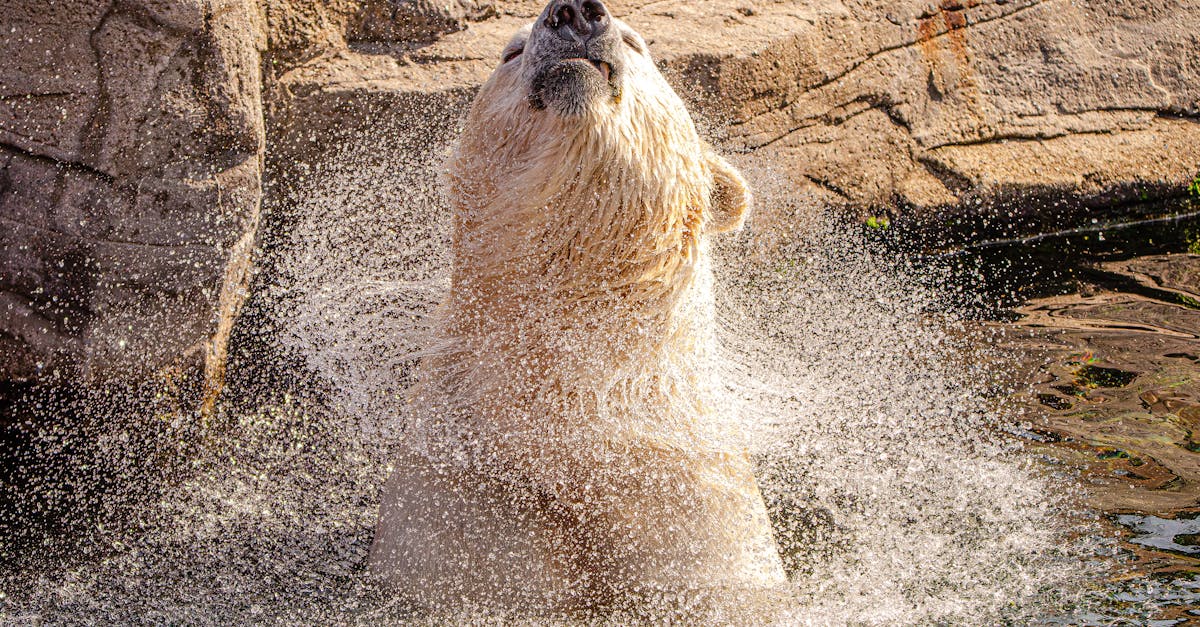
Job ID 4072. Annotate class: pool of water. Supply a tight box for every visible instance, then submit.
[898,206,1200,321]
[2,136,1197,623]
[907,208,1200,623]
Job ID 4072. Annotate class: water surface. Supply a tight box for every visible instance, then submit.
[918,208,1200,623]
[1,136,1196,622]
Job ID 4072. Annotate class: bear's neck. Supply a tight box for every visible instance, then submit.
[447,95,711,340]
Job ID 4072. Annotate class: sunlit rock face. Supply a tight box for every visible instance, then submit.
[0,0,263,392]
[5,0,1199,400]
[367,2,786,617]
[266,0,1200,238]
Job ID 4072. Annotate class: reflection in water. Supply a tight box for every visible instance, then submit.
[929,210,1200,623]
[1117,514,1200,556]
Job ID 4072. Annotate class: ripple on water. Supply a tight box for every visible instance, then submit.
[1116,513,1200,557]
[939,211,1200,623]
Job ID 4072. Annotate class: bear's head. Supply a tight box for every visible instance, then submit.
[447,0,751,309]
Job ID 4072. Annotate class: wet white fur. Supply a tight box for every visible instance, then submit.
[369,17,783,616]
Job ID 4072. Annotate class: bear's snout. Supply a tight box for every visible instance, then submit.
[544,0,611,46]
[526,0,624,117]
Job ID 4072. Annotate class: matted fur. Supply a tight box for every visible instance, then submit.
[369,12,783,617]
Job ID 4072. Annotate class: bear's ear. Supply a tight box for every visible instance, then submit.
[705,150,752,234]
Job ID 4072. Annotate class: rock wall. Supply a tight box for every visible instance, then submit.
[1,0,264,403]
[718,0,1200,225]
[2,0,1198,395]
[266,0,1200,231]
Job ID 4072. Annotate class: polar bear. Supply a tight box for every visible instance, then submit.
[369,0,785,617]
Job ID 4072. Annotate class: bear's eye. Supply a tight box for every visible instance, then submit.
[502,47,524,64]
[621,31,644,55]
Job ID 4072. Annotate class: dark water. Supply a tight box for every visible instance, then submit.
[910,206,1200,321]
[898,204,1200,624]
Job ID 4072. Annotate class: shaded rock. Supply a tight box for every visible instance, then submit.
[0,0,265,406]
[262,12,506,227]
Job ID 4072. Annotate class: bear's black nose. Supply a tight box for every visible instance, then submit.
[545,0,610,44]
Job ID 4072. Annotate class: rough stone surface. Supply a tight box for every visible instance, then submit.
[4,0,1200,392]
[266,0,1200,231]
[262,0,498,68]
[0,0,265,393]
[719,0,1200,218]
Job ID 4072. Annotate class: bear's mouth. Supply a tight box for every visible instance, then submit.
[562,57,612,81]
[528,54,622,115]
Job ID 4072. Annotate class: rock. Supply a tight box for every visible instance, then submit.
[348,0,498,44]
[262,0,499,69]
[265,0,1200,235]
[4,0,1199,399]
[718,0,1200,223]
[0,0,265,408]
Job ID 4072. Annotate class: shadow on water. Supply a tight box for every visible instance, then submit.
[0,375,208,571]
[896,205,1200,321]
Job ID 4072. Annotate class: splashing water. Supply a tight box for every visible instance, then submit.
[0,118,1097,624]
[712,169,1092,623]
